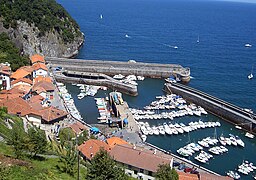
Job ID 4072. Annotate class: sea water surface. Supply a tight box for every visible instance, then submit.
[58,0,256,178]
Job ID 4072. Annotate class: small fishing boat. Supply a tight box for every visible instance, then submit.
[245,132,254,139]
[100,14,103,19]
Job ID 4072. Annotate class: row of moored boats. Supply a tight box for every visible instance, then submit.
[57,82,83,120]
[113,74,145,86]
[227,160,256,179]
[95,98,110,123]
[74,83,107,99]
[137,120,220,136]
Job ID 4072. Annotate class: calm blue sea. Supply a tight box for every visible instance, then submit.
[58,0,256,178]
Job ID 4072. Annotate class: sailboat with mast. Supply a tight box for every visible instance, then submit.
[248,65,254,80]
[197,35,200,43]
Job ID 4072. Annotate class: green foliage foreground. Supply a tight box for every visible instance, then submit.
[87,148,129,180]
[155,164,179,180]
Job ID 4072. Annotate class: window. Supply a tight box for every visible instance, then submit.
[134,170,138,175]
[140,169,144,173]
[148,171,152,176]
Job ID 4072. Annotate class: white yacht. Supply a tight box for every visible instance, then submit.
[245,43,252,48]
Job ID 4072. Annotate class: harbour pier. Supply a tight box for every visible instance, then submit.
[45,57,190,82]
[165,82,256,133]
[54,70,138,96]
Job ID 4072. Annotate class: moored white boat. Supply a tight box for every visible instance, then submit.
[245,132,254,139]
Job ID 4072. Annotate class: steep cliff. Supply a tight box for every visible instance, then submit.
[0,0,84,58]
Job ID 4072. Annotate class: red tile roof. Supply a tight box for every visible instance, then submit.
[33,86,47,94]
[34,76,52,83]
[0,85,30,98]
[27,95,45,110]
[10,69,31,79]
[107,137,128,148]
[11,85,31,95]
[0,97,40,116]
[18,66,34,73]
[32,81,55,92]
[178,172,199,180]
[11,78,33,86]
[38,106,68,123]
[0,93,22,100]
[199,173,233,180]
[69,122,88,134]
[32,63,48,71]
[78,139,111,160]
[30,54,45,64]
[109,144,172,172]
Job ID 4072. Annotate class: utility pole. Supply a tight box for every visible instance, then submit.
[76,134,80,180]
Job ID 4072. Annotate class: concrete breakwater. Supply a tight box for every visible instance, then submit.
[165,83,256,133]
[45,57,190,82]
[54,71,138,96]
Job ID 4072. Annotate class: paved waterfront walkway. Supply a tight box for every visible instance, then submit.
[114,129,142,145]
[116,102,140,133]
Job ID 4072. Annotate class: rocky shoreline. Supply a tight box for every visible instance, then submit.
[0,21,84,58]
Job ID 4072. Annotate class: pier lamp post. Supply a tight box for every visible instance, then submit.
[76,133,80,180]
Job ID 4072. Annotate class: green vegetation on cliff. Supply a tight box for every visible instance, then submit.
[0,0,81,43]
[0,33,29,71]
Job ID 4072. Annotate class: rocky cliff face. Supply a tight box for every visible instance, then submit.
[0,21,84,58]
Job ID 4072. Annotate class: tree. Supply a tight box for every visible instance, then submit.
[57,143,77,176]
[28,127,48,157]
[0,33,29,71]
[155,164,178,180]
[58,127,75,145]
[77,130,89,146]
[6,121,28,159]
[0,164,11,180]
[86,148,128,180]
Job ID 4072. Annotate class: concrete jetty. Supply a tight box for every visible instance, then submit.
[45,57,190,82]
[165,82,256,133]
[54,70,138,96]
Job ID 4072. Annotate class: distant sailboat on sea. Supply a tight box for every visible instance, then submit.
[248,65,254,80]
[100,14,103,19]
[197,35,200,43]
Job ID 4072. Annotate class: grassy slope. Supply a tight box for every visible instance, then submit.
[0,142,86,180]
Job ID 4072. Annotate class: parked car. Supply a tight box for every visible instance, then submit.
[173,161,180,167]
[190,170,199,174]
[178,163,185,170]
[184,167,192,173]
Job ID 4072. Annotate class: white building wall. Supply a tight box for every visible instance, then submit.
[125,169,155,180]
[26,114,42,125]
[4,75,10,90]
[39,92,47,99]
[33,69,48,78]
[0,75,11,90]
